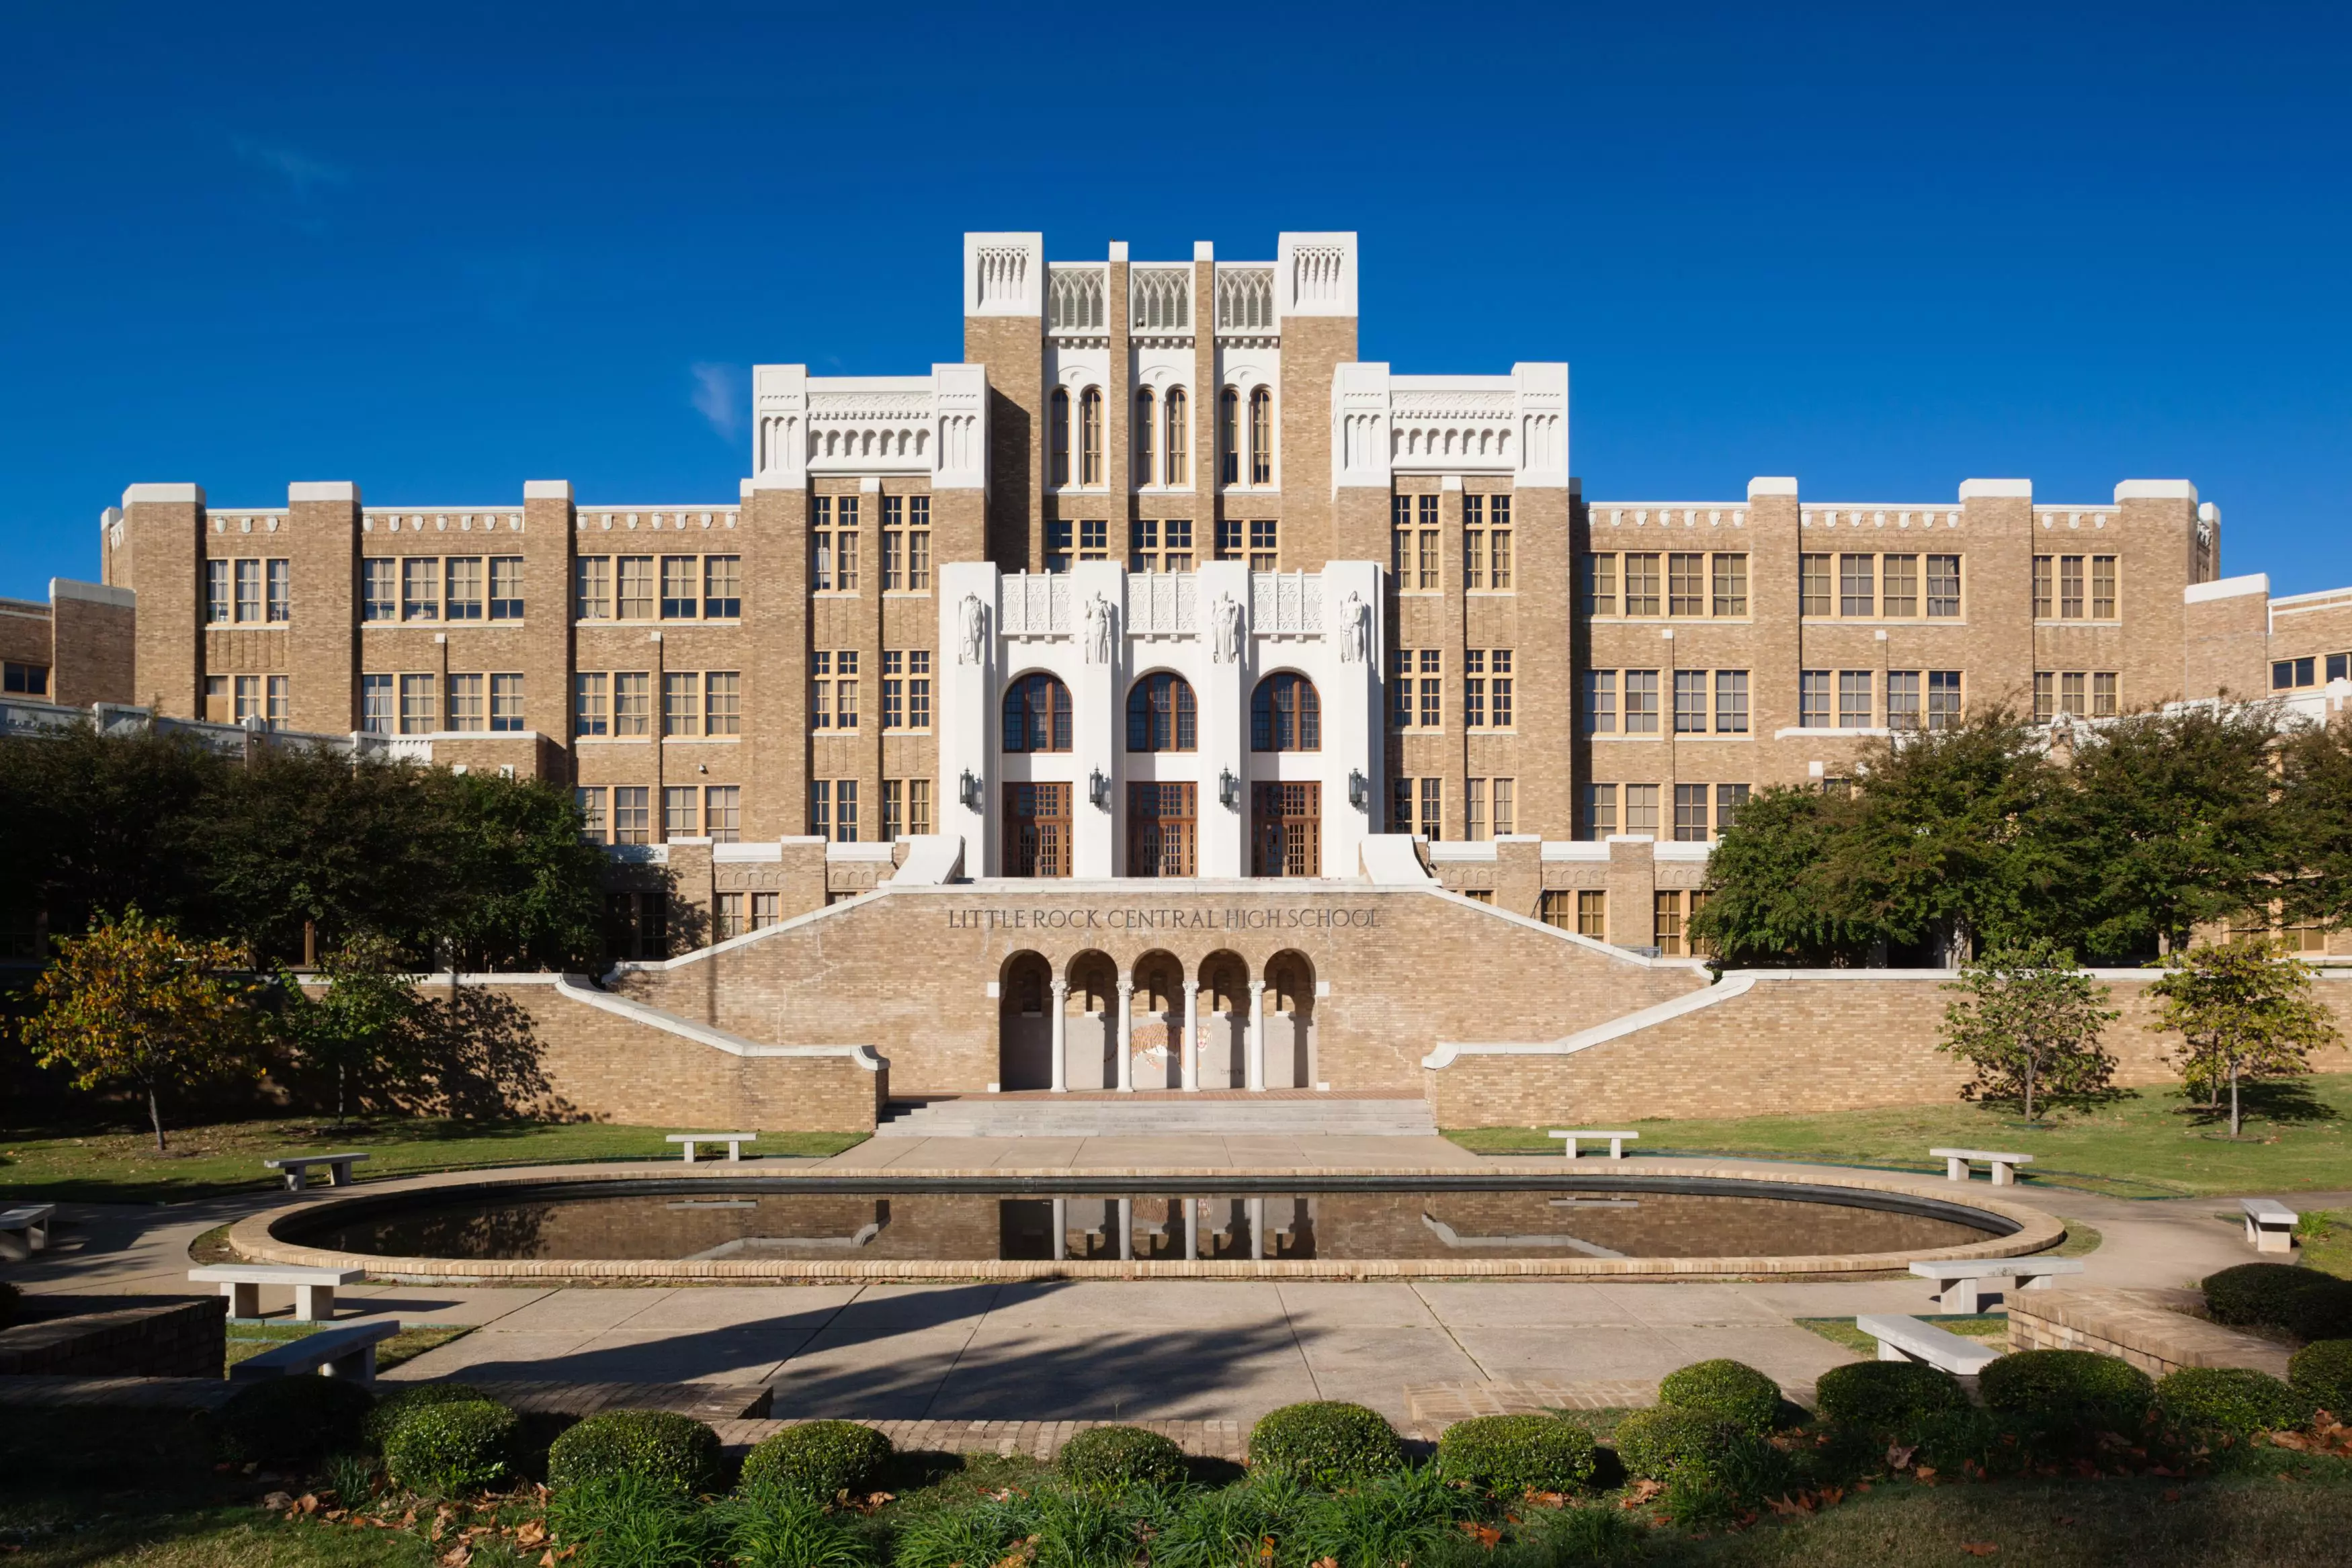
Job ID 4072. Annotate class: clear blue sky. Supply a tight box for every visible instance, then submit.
[4,1,2349,600]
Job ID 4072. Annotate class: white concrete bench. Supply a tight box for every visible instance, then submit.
[1908,1257,2085,1313]
[190,1264,365,1321]
[1549,1130,1638,1161]
[227,1319,398,1387]
[1930,1147,2033,1186]
[668,1133,758,1163]
[1856,1313,2001,1379]
[263,1152,370,1191]
[2240,1197,2299,1254]
[0,1203,56,1260]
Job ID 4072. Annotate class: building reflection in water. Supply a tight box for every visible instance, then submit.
[998,1196,1319,1260]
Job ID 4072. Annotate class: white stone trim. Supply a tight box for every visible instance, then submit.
[2114,478,2197,503]
[552,976,883,1069]
[50,578,134,609]
[1958,478,2032,500]
[288,481,358,503]
[2185,574,2267,604]
[523,480,573,501]
[1747,476,1798,498]
[1424,972,1755,1068]
[124,482,204,505]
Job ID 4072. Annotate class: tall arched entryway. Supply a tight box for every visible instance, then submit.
[1265,951,1317,1090]
[1130,950,1185,1090]
[1197,950,1249,1090]
[1066,951,1119,1091]
[997,951,1052,1090]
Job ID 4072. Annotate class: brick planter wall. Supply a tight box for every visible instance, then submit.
[2007,1287,2293,1379]
[0,1295,228,1379]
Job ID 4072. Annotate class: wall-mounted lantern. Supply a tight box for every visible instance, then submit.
[1218,769,1241,811]
[1089,769,1111,812]
[959,769,982,813]
[1347,769,1369,812]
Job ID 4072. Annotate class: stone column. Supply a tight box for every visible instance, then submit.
[1052,1197,1068,1260]
[1248,1197,1265,1260]
[1050,979,1069,1094]
[1116,1197,1133,1260]
[1115,976,1135,1093]
[1180,978,1200,1092]
[1247,978,1267,1092]
[1183,1197,1200,1258]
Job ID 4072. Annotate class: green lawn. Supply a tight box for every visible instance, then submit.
[0,1116,866,1203]
[224,1322,474,1376]
[1447,1073,2352,1197]
[1797,1313,2009,1357]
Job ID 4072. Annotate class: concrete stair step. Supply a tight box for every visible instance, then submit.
[873,1096,1439,1138]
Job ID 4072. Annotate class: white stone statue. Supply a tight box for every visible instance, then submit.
[956,592,989,666]
[1337,591,1368,664]
[1083,591,1117,664]
[1210,591,1245,664]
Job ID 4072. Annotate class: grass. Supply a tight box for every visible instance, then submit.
[1796,1313,2009,1357]
[2296,1207,2352,1274]
[1445,1072,2352,1197]
[0,1115,867,1203]
[224,1322,474,1376]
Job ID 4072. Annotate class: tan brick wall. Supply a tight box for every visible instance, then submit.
[50,589,136,707]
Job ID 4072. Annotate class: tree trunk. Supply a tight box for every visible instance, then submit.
[2230,1058,2242,1139]
[2024,1054,2038,1123]
[148,1085,167,1153]
[336,1061,347,1124]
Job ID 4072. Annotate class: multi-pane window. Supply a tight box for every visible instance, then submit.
[2093,672,2117,715]
[1668,554,1706,616]
[751,890,780,928]
[705,671,741,734]
[1249,519,1278,572]
[490,673,524,732]
[1003,673,1074,752]
[1624,669,1660,734]
[1579,783,1618,839]
[1580,553,1618,615]
[660,556,697,618]
[575,556,612,619]
[705,785,741,843]
[811,650,857,730]
[616,556,655,619]
[1,660,46,696]
[812,498,837,591]
[1389,777,1414,834]
[883,780,905,841]
[362,559,396,621]
[489,556,523,619]
[438,557,479,621]
[1005,782,1072,875]
[235,559,262,623]
[1464,650,1488,728]
[1464,495,1513,590]
[1800,670,1831,728]
[1887,670,1921,730]
[1127,672,1198,751]
[2091,556,2116,618]
[1881,554,1918,617]
[403,558,439,621]
[574,673,609,737]
[1132,518,1192,572]
[1397,494,1439,589]
[1712,553,1748,616]
[1716,783,1751,828]
[1673,784,1710,842]
[1080,519,1109,562]
[1582,669,1618,734]
[446,673,485,732]
[1800,554,1831,617]
[837,498,864,589]
[1165,388,1189,486]
[1052,388,1073,486]
[230,674,261,725]
[1714,670,1749,734]
[1251,672,1320,751]
[1489,650,1512,728]
[2060,556,2084,618]
[1838,670,1874,729]
[575,787,607,841]
[1624,783,1660,836]
[664,786,698,838]
[613,671,651,736]
[1081,388,1104,485]
[1135,388,1158,485]
[716,892,746,939]
[1466,778,1487,842]
[1655,890,1710,956]
[1045,520,1073,574]
[1927,554,1962,617]
[1418,649,1441,728]
[1579,889,1607,937]
[1129,782,1198,875]
[2035,555,2118,619]
[613,787,650,846]
[700,554,741,617]
[206,560,230,623]
[2275,658,2320,691]
[1673,670,1707,734]
[266,559,290,622]
[399,673,437,734]
[360,674,394,735]
[881,497,931,591]
[1419,778,1442,841]
[1248,387,1273,484]
[833,781,859,842]
[1623,553,1661,615]
[1218,388,1238,486]
[663,671,700,736]
[1839,554,1875,617]
[1214,518,1243,562]
[1492,777,1514,835]
[882,650,932,730]
[2035,670,2120,720]
[1928,670,1962,730]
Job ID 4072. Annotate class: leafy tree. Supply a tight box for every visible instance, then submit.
[1938,939,2121,1122]
[2275,714,2352,935]
[0,722,220,943]
[427,769,607,971]
[1685,784,1872,965]
[22,908,259,1150]
[272,932,419,1125]
[2144,937,2343,1137]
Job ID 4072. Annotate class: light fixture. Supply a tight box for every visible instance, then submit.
[1089,769,1111,812]
[1219,769,1240,811]
[1347,769,1368,811]
[959,769,982,812]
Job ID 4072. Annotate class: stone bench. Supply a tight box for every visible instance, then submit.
[263,1153,369,1192]
[1909,1257,2085,1313]
[0,1203,56,1260]
[228,1319,397,1387]
[189,1264,365,1321]
[2240,1198,2298,1255]
[1855,1313,2002,1379]
[1930,1147,2033,1186]
[668,1133,758,1163]
[1548,1130,1638,1161]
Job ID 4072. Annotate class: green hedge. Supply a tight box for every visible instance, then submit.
[1980,1350,2155,1430]
[1609,1407,1732,1482]
[1434,1414,1597,1496]
[2155,1368,2314,1440]
[1057,1426,1188,1493]
[2202,1263,2330,1328]
[2283,1281,2352,1342]
[216,1376,376,1465]
[1813,1360,1969,1430]
[382,1399,519,1495]
[739,1421,895,1501]
[1657,1359,1780,1435]
[547,1410,722,1497]
[363,1383,490,1451]
[1247,1402,1404,1485]
[2289,1339,2352,1413]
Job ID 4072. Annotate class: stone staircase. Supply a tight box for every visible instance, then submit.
[873,1090,1439,1138]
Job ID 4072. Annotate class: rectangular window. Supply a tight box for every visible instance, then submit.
[575,787,607,842]
[1464,648,1486,728]
[1801,554,1831,617]
[664,785,698,838]
[1654,891,1685,956]
[1214,517,1243,562]
[1390,776,1415,834]
[1419,777,1442,841]
[1927,554,1961,617]
[835,498,862,588]
[1714,669,1749,734]
[1581,552,1618,615]
[1490,494,1512,589]
[265,676,288,730]
[812,496,835,590]
[1417,497,1440,590]
[811,650,831,729]
[1578,889,1607,938]
[1624,783,1660,837]
[575,556,611,619]
[882,779,905,841]
[1669,553,1705,616]
[663,671,700,736]
[834,779,859,842]
[2275,658,2314,691]
[1624,669,1660,734]
[1081,518,1109,562]
[1390,494,1412,581]
[1673,783,1709,842]
[233,674,261,724]
[1583,669,1618,734]
[2061,671,2087,714]
[1390,647,1414,730]
[907,777,931,836]
[1490,649,1512,729]
[446,673,485,732]
[1839,554,1875,617]
[689,554,737,621]
[1716,783,1750,829]
[705,671,740,735]
[716,891,746,939]
[1839,670,1874,728]
[444,557,482,621]
[1887,670,1921,730]
[1129,517,1159,574]
[1674,669,1707,733]
[705,785,741,843]
[2059,556,2085,619]
[1493,777,1514,835]
[491,673,524,732]
[909,650,931,729]
[1579,783,1618,839]
[1881,554,1918,617]
[882,496,905,589]
[1419,648,1442,729]
[1928,670,1962,730]
[1161,517,1192,572]
[1464,494,1486,590]
[660,556,697,618]
[1466,777,1487,842]
[403,557,439,621]
[489,556,523,619]
[2091,555,2117,619]
[360,673,394,735]
[235,558,261,623]
[362,558,396,621]
[2093,672,2117,717]
[1250,519,1278,573]
[617,556,655,619]
[2034,671,2056,722]
[747,890,778,928]
[2333,654,2349,683]
[1800,670,1831,728]
[613,787,650,846]
[1,660,46,695]
[204,674,226,722]
[1045,519,1073,574]
[399,673,436,734]
[881,650,904,730]
[266,558,290,622]
[1623,553,1660,615]
[2033,556,2055,618]
[574,674,610,736]
[614,671,650,736]
[206,560,230,623]
[907,499,931,588]
[834,650,859,730]
[1712,552,1747,616]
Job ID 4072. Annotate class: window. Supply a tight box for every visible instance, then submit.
[1129,518,1159,572]
[403,557,439,621]
[660,556,696,618]
[881,500,905,589]
[1389,647,1415,730]
[906,779,930,836]
[616,556,655,618]
[883,650,931,730]
[1882,554,1917,617]
[1214,517,1243,562]
[2091,556,2117,619]
[1413,495,1441,589]
[810,779,857,842]
[399,673,436,734]
[1493,777,1514,835]
[1218,388,1239,485]
[1253,781,1320,875]
[1624,669,1659,734]
[1714,670,1749,734]
[1624,553,1661,615]
[1004,782,1072,877]
[1716,783,1750,828]
[2334,654,2351,683]
[1579,783,1618,839]
[2034,672,2055,721]
[665,786,699,838]
[812,498,835,590]
[1800,670,1831,728]
[490,673,524,732]
[1128,672,1198,751]
[235,558,261,623]
[1800,554,1831,617]
[2038,670,2119,719]
[1712,553,1747,616]
[445,557,482,621]
[265,677,288,729]
[1159,519,1195,572]
[1624,783,1660,836]
[2275,658,2316,691]
[1165,388,1189,486]
[610,672,648,736]
[575,556,611,619]
[1466,778,1487,842]
[906,500,930,590]
[1250,519,1278,572]
[361,674,393,734]
[1839,670,1874,728]
[1080,388,1103,485]
[703,670,740,735]
[614,787,650,846]
[1887,670,1921,730]
[716,892,746,939]
[575,787,607,841]
[882,779,903,840]
[1465,649,1487,728]
[1673,670,1707,733]
[1045,520,1073,574]
[1927,554,1961,617]
[206,560,230,623]
[1003,672,1073,752]
[1248,388,1273,484]
[835,501,861,590]
[1579,889,1608,937]
[2062,672,2087,715]
[1673,784,1709,842]
[1489,495,1512,589]
[663,671,700,736]
[2093,672,2118,716]
[266,558,290,622]
[1253,672,1322,751]
[1839,554,1874,617]
[2032,555,2054,618]
[1928,670,1963,729]
[1417,649,1441,728]
[706,785,741,842]
[1490,649,1513,728]
[1581,553,1618,615]
[1051,388,1072,486]
[362,558,396,621]
[1128,781,1198,876]
[1654,891,1685,956]
[486,556,523,619]
[1582,670,1618,734]
[232,674,261,724]
[1669,553,1705,616]
[835,652,859,729]
[447,673,485,732]
[2060,556,2085,619]
[1389,776,1415,833]
[1135,387,1157,486]
[203,674,226,721]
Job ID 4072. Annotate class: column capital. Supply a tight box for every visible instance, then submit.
[1116,976,1134,996]
[1249,977,1266,994]
[1051,977,1069,997]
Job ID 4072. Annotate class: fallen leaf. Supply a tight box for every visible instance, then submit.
[438,1548,471,1568]
[1525,1490,1568,1510]
[1914,1467,1938,1483]
[515,1520,548,1547]
[1818,1487,1845,1508]
[1960,1544,1999,1557]
[259,1491,294,1512]
[2163,1489,2181,1503]
[1619,1479,1665,1508]
[1457,1522,1501,1549]
[1886,1443,1919,1470]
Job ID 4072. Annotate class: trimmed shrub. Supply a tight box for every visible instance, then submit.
[1248,1401,1404,1485]
[1814,1360,1969,1431]
[1656,1359,1781,1435]
[216,1375,376,1465]
[2282,1280,2352,1343]
[1058,1425,1188,1493]
[2289,1338,2352,1413]
[363,1382,490,1450]
[2202,1262,2330,1327]
[1434,1414,1598,1496]
[2156,1367,2314,1440]
[738,1420,894,1502]
[382,1399,520,1496]
[547,1409,722,1497]
[1980,1350,2156,1430]
[1609,1407,1732,1482]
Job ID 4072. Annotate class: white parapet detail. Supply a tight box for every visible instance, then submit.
[1277,231,1357,318]
[1333,362,1569,491]
[749,363,986,490]
[964,232,1044,316]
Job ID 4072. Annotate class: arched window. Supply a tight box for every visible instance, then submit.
[1003,672,1073,752]
[1050,389,1071,488]
[1127,672,1198,752]
[1218,388,1240,485]
[1080,388,1103,486]
[1164,388,1188,486]
[1249,388,1273,486]
[1252,673,1320,752]
[1135,387,1157,487]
